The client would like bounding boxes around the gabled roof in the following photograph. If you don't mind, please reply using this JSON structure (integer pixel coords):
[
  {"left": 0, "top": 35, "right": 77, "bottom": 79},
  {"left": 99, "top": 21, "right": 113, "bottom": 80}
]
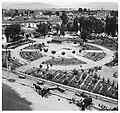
[
  {"left": 25, "top": 18, "right": 52, "bottom": 23},
  {"left": 12, "top": 16, "right": 25, "bottom": 21}
]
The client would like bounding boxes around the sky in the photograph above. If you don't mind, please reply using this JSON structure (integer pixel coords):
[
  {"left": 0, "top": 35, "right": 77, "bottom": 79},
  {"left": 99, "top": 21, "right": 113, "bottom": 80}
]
[
  {"left": 1, "top": 0, "right": 119, "bottom": 10},
  {"left": 2, "top": 0, "right": 119, "bottom": 7}
]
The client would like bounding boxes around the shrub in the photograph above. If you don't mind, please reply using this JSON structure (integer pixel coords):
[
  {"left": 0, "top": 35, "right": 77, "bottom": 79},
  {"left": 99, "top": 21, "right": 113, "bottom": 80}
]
[
  {"left": 47, "top": 41, "right": 51, "bottom": 43},
  {"left": 61, "top": 52, "right": 65, "bottom": 55},
  {"left": 79, "top": 49, "right": 82, "bottom": 53},
  {"left": 72, "top": 69, "right": 78, "bottom": 75},
  {"left": 44, "top": 48, "right": 48, "bottom": 52},
  {"left": 51, "top": 50, "right": 56, "bottom": 54},
  {"left": 72, "top": 50, "right": 75, "bottom": 54},
  {"left": 74, "top": 42, "right": 77, "bottom": 44}
]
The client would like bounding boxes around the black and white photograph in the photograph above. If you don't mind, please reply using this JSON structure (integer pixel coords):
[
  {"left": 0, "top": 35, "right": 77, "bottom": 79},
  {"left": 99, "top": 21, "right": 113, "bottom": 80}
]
[{"left": 1, "top": 0, "right": 119, "bottom": 111}]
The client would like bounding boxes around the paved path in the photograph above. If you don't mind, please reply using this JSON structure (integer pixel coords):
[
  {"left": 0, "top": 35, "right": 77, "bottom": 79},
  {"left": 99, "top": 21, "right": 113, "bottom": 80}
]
[
  {"left": 6, "top": 37, "right": 117, "bottom": 83},
  {"left": 16, "top": 56, "right": 51, "bottom": 72},
  {"left": 10, "top": 37, "right": 115, "bottom": 71}
]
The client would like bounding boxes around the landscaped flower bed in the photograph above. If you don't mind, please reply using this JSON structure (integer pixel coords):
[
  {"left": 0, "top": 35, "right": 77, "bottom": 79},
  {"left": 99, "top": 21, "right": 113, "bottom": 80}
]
[
  {"left": 23, "top": 43, "right": 46, "bottom": 49},
  {"left": 83, "top": 52, "right": 105, "bottom": 61},
  {"left": 105, "top": 52, "right": 118, "bottom": 67},
  {"left": 20, "top": 51, "right": 43, "bottom": 61},
  {"left": 44, "top": 57, "right": 86, "bottom": 65},
  {"left": 84, "top": 44, "right": 102, "bottom": 50},
  {"left": 92, "top": 37, "right": 118, "bottom": 51},
  {"left": 3, "top": 39, "right": 35, "bottom": 49}
]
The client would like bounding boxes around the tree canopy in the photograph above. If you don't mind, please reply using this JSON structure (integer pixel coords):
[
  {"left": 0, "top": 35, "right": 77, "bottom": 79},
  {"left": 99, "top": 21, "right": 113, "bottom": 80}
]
[
  {"left": 60, "top": 11, "right": 68, "bottom": 25},
  {"left": 37, "top": 22, "right": 50, "bottom": 36},
  {"left": 106, "top": 16, "right": 117, "bottom": 37},
  {"left": 5, "top": 24, "right": 21, "bottom": 42},
  {"left": 78, "top": 8, "right": 83, "bottom": 12},
  {"left": 78, "top": 16, "right": 104, "bottom": 34}
]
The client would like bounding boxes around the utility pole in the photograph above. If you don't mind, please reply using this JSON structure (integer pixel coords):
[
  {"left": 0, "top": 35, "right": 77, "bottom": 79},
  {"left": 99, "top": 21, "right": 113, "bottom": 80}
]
[{"left": 5, "top": 47, "right": 9, "bottom": 78}]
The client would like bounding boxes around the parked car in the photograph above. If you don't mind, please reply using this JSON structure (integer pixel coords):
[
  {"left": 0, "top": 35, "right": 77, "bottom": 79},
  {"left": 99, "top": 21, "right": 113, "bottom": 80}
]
[
  {"left": 18, "top": 74, "right": 26, "bottom": 79},
  {"left": 37, "top": 81, "right": 45, "bottom": 85}
]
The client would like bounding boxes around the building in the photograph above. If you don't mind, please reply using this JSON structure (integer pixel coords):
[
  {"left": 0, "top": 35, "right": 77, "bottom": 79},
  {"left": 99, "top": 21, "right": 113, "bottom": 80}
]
[{"left": 51, "top": 36, "right": 65, "bottom": 43}]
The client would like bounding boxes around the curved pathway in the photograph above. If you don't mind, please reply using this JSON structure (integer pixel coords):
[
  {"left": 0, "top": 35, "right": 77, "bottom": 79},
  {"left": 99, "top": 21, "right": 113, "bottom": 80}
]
[{"left": 9, "top": 37, "right": 115, "bottom": 72}]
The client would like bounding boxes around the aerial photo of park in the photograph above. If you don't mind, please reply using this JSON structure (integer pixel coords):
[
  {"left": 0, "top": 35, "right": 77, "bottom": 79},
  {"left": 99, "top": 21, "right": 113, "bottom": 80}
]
[{"left": 2, "top": 0, "right": 118, "bottom": 111}]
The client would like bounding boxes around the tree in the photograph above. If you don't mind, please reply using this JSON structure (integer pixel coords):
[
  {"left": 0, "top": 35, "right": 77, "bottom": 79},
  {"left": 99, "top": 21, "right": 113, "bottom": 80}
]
[
  {"left": 102, "top": 77, "right": 105, "bottom": 82},
  {"left": 72, "top": 69, "right": 78, "bottom": 75},
  {"left": 92, "top": 78, "right": 98, "bottom": 84},
  {"left": 110, "top": 10, "right": 118, "bottom": 17},
  {"left": 78, "top": 8, "right": 83, "bottom": 13},
  {"left": 83, "top": 97, "right": 92, "bottom": 107},
  {"left": 39, "top": 64, "right": 43, "bottom": 69},
  {"left": 81, "top": 29, "right": 90, "bottom": 42},
  {"left": 30, "top": 10, "right": 34, "bottom": 14},
  {"left": 4, "top": 9, "right": 15, "bottom": 17},
  {"left": 61, "top": 52, "right": 65, "bottom": 55},
  {"left": 43, "top": 11, "right": 52, "bottom": 16},
  {"left": 107, "top": 78, "right": 110, "bottom": 85},
  {"left": 106, "top": 16, "right": 117, "bottom": 37},
  {"left": 44, "top": 48, "right": 48, "bottom": 53},
  {"left": 55, "top": 11, "right": 59, "bottom": 16},
  {"left": 47, "top": 73, "right": 54, "bottom": 80},
  {"left": 60, "top": 11, "right": 68, "bottom": 25},
  {"left": 112, "top": 80, "right": 115, "bottom": 87},
  {"left": 82, "top": 73, "right": 87, "bottom": 80},
  {"left": 73, "top": 16, "right": 78, "bottom": 31},
  {"left": 79, "top": 16, "right": 104, "bottom": 34},
  {"left": 82, "top": 17, "right": 93, "bottom": 32},
  {"left": 72, "top": 51, "right": 75, "bottom": 54},
  {"left": 93, "top": 73, "right": 98, "bottom": 79},
  {"left": 51, "top": 50, "right": 56, "bottom": 55},
  {"left": 83, "top": 8, "right": 87, "bottom": 12},
  {"left": 67, "top": 22, "right": 74, "bottom": 31},
  {"left": 24, "top": 10, "right": 30, "bottom": 15},
  {"left": 79, "top": 49, "right": 82, "bottom": 53},
  {"left": 60, "top": 24, "right": 66, "bottom": 36},
  {"left": 55, "top": 24, "right": 60, "bottom": 33},
  {"left": 5, "top": 24, "right": 21, "bottom": 42},
  {"left": 63, "top": 79, "right": 68, "bottom": 85},
  {"left": 37, "top": 23, "right": 49, "bottom": 37}
]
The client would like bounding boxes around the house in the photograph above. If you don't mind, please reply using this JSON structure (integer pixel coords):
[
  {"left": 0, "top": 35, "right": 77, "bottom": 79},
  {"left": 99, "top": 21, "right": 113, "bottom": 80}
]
[
  {"left": 23, "top": 18, "right": 52, "bottom": 28},
  {"left": 2, "top": 27, "right": 7, "bottom": 43}
]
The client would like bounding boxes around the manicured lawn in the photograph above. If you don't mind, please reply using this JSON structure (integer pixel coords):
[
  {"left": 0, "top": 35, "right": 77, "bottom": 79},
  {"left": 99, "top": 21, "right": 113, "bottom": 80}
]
[{"left": 44, "top": 57, "right": 86, "bottom": 65}]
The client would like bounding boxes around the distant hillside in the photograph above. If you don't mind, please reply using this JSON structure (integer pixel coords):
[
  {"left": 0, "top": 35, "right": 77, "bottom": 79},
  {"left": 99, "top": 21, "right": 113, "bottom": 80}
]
[
  {"left": 2, "top": 2, "right": 56, "bottom": 9},
  {"left": 78, "top": 2, "right": 118, "bottom": 10},
  {"left": 2, "top": 2, "right": 118, "bottom": 10}
]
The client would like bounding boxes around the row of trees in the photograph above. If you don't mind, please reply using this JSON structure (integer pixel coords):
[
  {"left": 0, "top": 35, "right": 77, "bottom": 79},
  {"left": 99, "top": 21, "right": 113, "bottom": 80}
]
[
  {"left": 56, "top": 11, "right": 117, "bottom": 40},
  {"left": 3, "top": 9, "right": 35, "bottom": 18}
]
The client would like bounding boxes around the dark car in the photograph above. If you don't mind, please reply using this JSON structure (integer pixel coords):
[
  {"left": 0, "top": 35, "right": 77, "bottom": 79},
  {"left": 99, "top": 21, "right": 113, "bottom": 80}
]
[
  {"left": 18, "top": 74, "right": 26, "bottom": 79},
  {"left": 37, "top": 81, "right": 45, "bottom": 85}
]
